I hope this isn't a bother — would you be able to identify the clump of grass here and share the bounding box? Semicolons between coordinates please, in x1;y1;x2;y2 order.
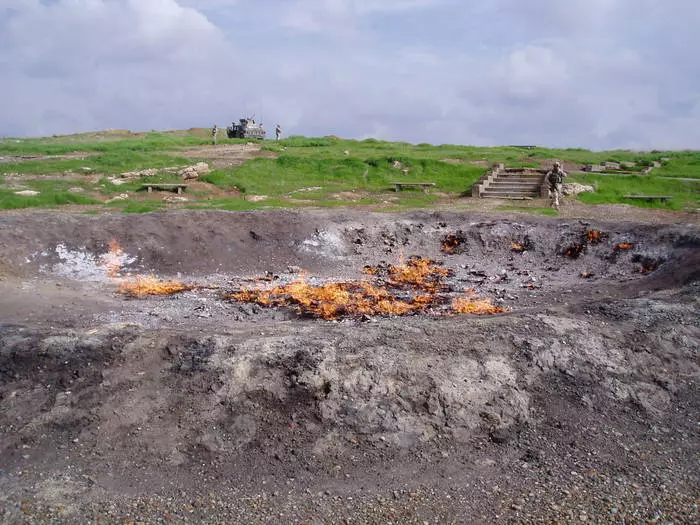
0;188;99;210
199;170;246;192
570;174;699;209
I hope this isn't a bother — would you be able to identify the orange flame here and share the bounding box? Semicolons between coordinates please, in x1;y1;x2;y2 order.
563;243;585;258
119;275;197;297
614;243;633;250
387;257;451;293
511;242;524;253
585;230;602;244
441;233;464;255
227;257;506;319
451;296;508;315
226;277;423;320
102;239;125;278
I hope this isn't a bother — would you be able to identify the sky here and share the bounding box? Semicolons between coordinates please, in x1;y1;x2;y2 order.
1;0;699;149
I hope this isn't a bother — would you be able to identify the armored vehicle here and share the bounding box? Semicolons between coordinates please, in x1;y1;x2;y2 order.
226;117;266;140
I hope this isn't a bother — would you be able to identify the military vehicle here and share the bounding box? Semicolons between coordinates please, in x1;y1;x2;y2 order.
226;117;266;140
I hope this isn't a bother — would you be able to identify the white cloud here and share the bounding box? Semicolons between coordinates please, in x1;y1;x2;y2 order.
1;0;699;149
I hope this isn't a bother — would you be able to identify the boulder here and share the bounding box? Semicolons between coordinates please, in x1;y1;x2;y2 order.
562;183;595;196
163;195;189;203
121;168;159;179
105;193;129;203
179;162;211;181
14;190;40;197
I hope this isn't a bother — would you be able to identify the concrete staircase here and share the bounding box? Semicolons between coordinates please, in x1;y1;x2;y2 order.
472;164;548;200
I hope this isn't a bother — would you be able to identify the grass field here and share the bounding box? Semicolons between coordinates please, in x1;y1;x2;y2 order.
1;131;698;212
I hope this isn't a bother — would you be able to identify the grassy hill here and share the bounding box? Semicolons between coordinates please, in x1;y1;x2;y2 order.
1;130;698;213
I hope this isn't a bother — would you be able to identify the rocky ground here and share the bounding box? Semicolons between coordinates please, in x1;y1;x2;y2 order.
0;209;698;524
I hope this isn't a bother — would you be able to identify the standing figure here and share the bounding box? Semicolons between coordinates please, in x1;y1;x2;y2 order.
546;161;567;210
275;124;282;140
211;124;219;145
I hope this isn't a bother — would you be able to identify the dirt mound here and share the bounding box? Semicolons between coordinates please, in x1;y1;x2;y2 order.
0;210;698;523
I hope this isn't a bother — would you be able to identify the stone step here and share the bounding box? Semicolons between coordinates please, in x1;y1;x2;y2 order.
496;176;544;181
481;191;540;198
489;182;541;188
488;187;541;193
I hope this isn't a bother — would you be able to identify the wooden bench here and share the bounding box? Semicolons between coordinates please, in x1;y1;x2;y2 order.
623;195;672;203
390;182;436;193
141;183;188;194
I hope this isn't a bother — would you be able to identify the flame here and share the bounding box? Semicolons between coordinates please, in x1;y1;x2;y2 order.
451;296;508;315
387;257;451;293
563;243;585;258
511;242;524;253
119;274;197;297
640;264;658;274
226;277;424;320
101;239;125;278
227;256;505;319
441;233;464;255
614;243;633;250
585;230;602;244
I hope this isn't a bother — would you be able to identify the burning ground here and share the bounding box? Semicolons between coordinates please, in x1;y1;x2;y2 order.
0;209;698;524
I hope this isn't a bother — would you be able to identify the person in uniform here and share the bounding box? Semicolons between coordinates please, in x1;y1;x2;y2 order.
275;124;282;140
546;161;567;210
211;124;219;145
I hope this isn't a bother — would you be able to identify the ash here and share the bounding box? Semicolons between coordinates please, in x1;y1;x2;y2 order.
0;209;698;524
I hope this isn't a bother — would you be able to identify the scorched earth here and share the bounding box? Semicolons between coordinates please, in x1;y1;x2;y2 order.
0;208;698;524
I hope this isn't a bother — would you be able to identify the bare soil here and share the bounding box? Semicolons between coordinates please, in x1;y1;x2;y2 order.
0;209;698;524
169;143;278;169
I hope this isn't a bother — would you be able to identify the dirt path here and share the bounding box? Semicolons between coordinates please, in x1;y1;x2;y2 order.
169;143;278;169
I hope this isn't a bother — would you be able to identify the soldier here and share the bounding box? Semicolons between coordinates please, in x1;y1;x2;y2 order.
275;124;282;140
211;124;219;145
546;161;567;210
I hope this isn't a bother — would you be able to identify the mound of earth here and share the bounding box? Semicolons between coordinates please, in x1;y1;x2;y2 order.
0;209;698;524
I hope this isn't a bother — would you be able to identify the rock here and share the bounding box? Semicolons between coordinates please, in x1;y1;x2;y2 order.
107;177;130;186
562;183;595;196
163;196;188;203
105;193;129;203
14;190;40;196
245;195;268;202
121;168;159;179
67;187;85;193
179;162;211;181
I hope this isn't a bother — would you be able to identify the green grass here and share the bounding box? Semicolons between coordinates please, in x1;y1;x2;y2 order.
0;132;210;156
569;173;700;209
107;200;164;213
652;151;700;179
98;173;187;194
0;188;99;209
2;130;699;212
265;137;673;166
208;156;484;197
0;152;193;176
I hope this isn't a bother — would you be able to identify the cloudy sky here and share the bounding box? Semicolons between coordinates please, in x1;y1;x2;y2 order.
1;0;699;149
